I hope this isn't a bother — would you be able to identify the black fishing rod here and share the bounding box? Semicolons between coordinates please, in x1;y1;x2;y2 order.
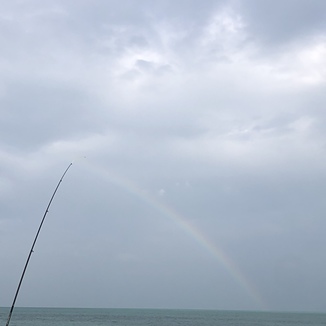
5;163;73;326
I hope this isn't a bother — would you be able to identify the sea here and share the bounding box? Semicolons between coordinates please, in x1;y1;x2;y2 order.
0;307;326;326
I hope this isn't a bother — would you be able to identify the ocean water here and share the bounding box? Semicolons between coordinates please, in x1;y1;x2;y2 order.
0;307;325;326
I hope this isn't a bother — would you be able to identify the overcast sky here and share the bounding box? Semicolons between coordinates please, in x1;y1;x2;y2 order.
1;0;326;313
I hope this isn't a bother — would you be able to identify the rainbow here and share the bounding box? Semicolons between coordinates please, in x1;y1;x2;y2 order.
83;161;266;309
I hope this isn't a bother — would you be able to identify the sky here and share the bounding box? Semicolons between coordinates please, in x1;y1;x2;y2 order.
1;0;326;313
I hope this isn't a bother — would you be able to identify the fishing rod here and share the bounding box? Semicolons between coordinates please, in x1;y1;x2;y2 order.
5;163;73;326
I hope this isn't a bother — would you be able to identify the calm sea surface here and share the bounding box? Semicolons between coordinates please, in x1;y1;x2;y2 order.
0;307;325;326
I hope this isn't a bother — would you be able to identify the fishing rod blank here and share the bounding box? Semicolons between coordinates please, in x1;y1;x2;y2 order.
5;163;73;326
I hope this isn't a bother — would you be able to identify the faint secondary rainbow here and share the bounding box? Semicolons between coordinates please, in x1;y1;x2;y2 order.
86;162;266;309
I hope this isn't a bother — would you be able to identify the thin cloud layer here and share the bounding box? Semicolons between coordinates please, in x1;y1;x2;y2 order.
1;0;326;312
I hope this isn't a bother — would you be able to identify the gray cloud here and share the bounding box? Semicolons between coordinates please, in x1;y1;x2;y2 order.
238;0;326;46
1;0;326;313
